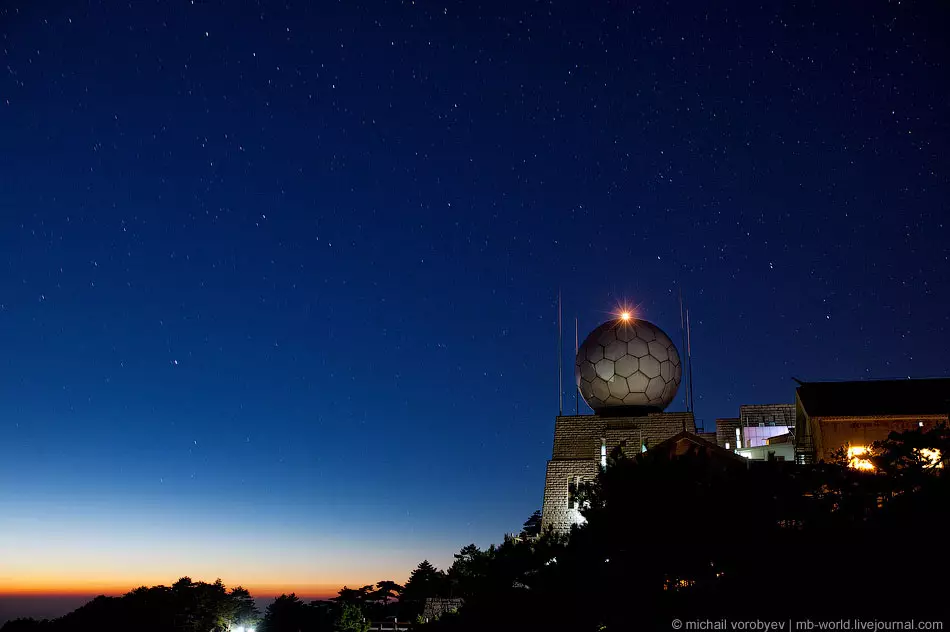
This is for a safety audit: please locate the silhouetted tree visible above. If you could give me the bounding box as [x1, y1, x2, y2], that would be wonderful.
[260, 593, 313, 632]
[399, 560, 449, 619]
[417, 425, 950, 630]
[518, 510, 542, 539]
[370, 580, 402, 605]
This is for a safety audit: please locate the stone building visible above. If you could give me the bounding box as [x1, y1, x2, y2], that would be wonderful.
[795, 378, 950, 464]
[541, 315, 692, 533]
[542, 411, 695, 532]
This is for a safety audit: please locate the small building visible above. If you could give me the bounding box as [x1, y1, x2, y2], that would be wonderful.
[648, 430, 748, 471]
[714, 404, 794, 453]
[794, 378, 950, 464]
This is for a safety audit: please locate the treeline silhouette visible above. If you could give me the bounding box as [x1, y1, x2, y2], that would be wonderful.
[5, 425, 950, 631]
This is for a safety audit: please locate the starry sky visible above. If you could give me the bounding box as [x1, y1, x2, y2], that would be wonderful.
[1, 0, 948, 619]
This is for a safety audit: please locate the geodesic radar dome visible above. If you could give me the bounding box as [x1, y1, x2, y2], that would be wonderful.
[575, 319, 682, 414]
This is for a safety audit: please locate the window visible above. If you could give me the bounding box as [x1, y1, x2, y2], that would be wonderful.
[567, 476, 580, 509]
[725, 441, 730, 450]
[600, 438, 607, 470]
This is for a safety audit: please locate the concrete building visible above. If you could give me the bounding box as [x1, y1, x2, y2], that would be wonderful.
[542, 411, 695, 532]
[542, 315, 692, 533]
[794, 378, 950, 464]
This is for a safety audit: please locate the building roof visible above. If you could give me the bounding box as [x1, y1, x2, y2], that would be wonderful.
[796, 378, 950, 418]
[650, 430, 747, 464]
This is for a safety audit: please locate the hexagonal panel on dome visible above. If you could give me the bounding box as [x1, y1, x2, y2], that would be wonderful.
[639, 354, 660, 378]
[670, 346, 681, 366]
[623, 391, 649, 406]
[626, 372, 649, 393]
[590, 377, 610, 401]
[646, 376, 665, 400]
[608, 376, 629, 399]
[661, 380, 677, 404]
[615, 325, 636, 342]
[595, 358, 615, 380]
[660, 360, 673, 381]
[648, 340, 669, 362]
[614, 355, 638, 378]
[604, 339, 627, 361]
[587, 344, 604, 363]
[627, 338, 649, 357]
[580, 361, 597, 382]
[635, 325, 656, 342]
[597, 328, 617, 346]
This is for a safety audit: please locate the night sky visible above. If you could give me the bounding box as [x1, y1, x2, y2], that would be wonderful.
[1, 0, 948, 618]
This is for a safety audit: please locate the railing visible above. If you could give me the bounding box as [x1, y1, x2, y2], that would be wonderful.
[368, 622, 411, 631]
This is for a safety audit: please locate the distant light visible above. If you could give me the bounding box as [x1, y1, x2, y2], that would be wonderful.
[725, 442, 731, 450]
[235, 627, 245, 632]
[916, 448, 943, 468]
[919, 421, 924, 427]
[620, 312, 632, 321]
[847, 445, 875, 471]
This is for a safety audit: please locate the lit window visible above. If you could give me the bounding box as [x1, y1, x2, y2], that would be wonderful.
[919, 421, 925, 428]
[735, 427, 741, 447]
[567, 476, 581, 509]
[725, 442, 730, 450]
[641, 442, 647, 453]
[600, 438, 607, 470]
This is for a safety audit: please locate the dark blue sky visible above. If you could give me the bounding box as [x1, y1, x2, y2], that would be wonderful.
[1, 0, 948, 601]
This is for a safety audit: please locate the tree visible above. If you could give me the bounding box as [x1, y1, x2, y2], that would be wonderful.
[261, 594, 311, 632]
[333, 603, 369, 632]
[225, 586, 260, 630]
[331, 585, 373, 606]
[401, 560, 447, 601]
[519, 510, 542, 539]
[399, 560, 449, 620]
[370, 580, 402, 606]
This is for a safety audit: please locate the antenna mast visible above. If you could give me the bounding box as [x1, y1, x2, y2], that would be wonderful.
[679, 289, 690, 413]
[574, 316, 579, 416]
[557, 290, 563, 416]
[686, 307, 696, 419]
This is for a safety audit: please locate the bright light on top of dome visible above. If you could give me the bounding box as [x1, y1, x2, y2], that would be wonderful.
[620, 312, 632, 321]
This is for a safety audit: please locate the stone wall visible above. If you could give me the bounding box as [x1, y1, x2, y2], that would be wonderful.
[739, 404, 795, 427]
[552, 412, 695, 459]
[541, 412, 694, 533]
[422, 598, 464, 622]
[715, 417, 740, 449]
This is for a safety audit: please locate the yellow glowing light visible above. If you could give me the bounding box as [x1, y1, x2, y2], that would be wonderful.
[916, 448, 944, 468]
[620, 312, 632, 321]
[847, 445, 875, 471]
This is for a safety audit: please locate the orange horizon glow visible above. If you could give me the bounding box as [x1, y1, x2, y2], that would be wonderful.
[0, 579, 376, 600]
